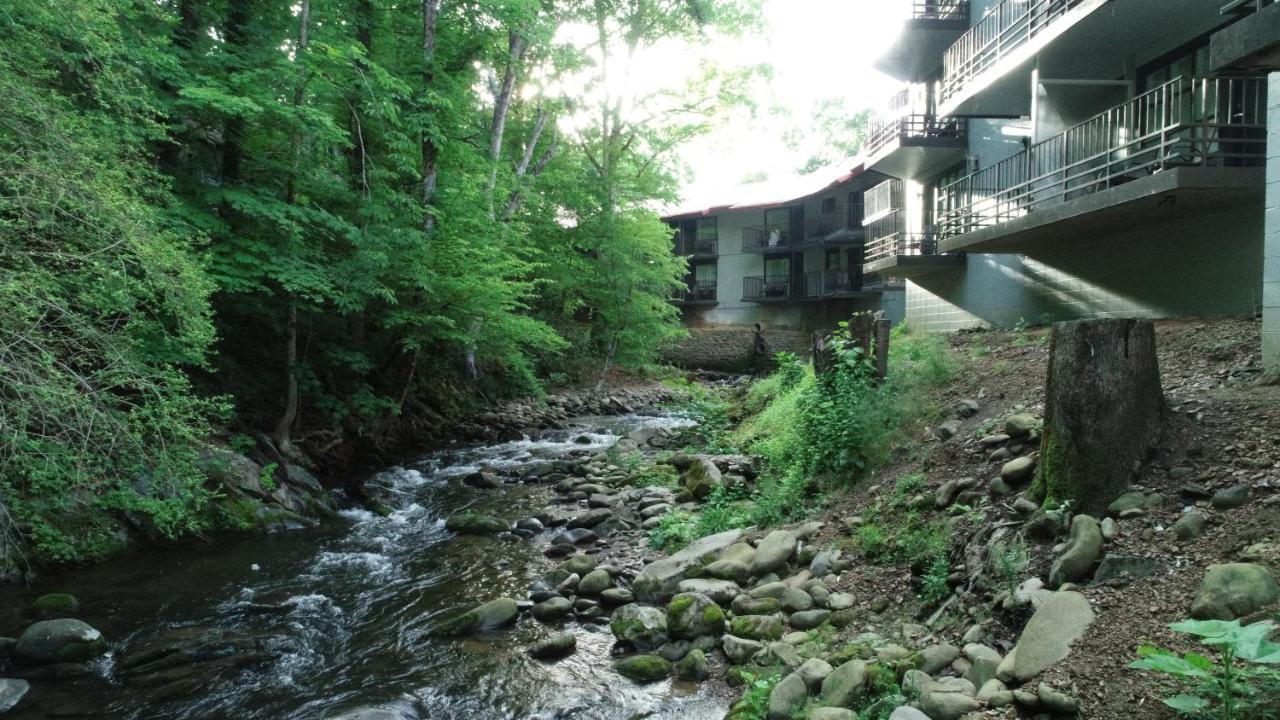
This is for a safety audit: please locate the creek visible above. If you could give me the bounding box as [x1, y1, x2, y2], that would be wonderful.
[0, 414, 733, 720]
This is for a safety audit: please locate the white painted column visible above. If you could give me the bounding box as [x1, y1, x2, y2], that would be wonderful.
[1266, 72, 1280, 375]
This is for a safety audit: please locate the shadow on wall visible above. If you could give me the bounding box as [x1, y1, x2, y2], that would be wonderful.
[908, 209, 1263, 330]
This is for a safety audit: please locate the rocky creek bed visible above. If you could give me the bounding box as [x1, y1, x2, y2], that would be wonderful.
[0, 399, 749, 720]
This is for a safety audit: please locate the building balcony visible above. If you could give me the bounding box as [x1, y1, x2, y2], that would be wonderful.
[864, 232, 965, 277]
[865, 114, 969, 181]
[935, 76, 1267, 254]
[1211, 0, 1280, 73]
[742, 271, 882, 303]
[673, 280, 718, 306]
[742, 221, 864, 254]
[677, 235, 718, 258]
[939, 0, 1231, 117]
[875, 1, 970, 82]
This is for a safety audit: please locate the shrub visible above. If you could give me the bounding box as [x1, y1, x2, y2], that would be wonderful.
[648, 510, 697, 551]
[1130, 618, 1280, 718]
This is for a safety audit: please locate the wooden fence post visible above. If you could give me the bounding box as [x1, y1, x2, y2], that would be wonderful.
[873, 317, 891, 384]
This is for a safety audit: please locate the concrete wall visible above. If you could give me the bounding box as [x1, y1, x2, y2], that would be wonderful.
[662, 326, 812, 373]
[906, 206, 1264, 331]
[1266, 71, 1280, 371]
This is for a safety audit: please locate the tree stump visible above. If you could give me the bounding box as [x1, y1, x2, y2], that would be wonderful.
[812, 331, 836, 376]
[873, 318, 891, 385]
[1030, 319, 1165, 514]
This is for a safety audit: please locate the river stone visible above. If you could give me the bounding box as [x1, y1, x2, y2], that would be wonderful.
[936, 419, 962, 440]
[808, 709, 855, 720]
[529, 632, 576, 659]
[731, 595, 780, 616]
[445, 512, 507, 535]
[962, 644, 1002, 687]
[920, 644, 961, 675]
[750, 581, 788, 599]
[758, 641, 803, 671]
[1190, 563, 1280, 620]
[462, 471, 501, 489]
[722, 634, 764, 664]
[819, 659, 868, 707]
[633, 528, 745, 602]
[1005, 414, 1037, 437]
[560, 555, 598, 576]
[788, 610, 831, 631]
[577, 569, 612, 596]
[826, 592, 855, 610]
[13, 619, 106, 665]
[789, 657, 831, 692]
[1038, 683, 1080, 713]
[676, 579, 741, 606]
[32, 593, 80, 617]
[1010, 591, 1095, 682]
[1049, 515, 1103, 588]
[615, 654, 671, 683]
[640, 504, 672, 520]
[658, 640, 691, 662]
[729, 615, 784, 641]
[1172, 510, 1207, 541]
[516, 517, 544, 533]
[780, 587, 813, 612]
[1001, 457, 1036, 484]
[888, 708, 929, 720]
[0, 679, 29, 713]
[920, 684, 981, 720]
[703, 559, 751, 583]
[600, 588, 633, 606]
[568, 509, 612, 529]
[1211, 484, 1250, 509]
[677, 648, 710, 681]
[436, 598, 518, 635]
[810, 548, 842, 576]
[532, 597, 573, 622]
[610, 604, 669, 651]
[1093, 554, 1159, 584]
[667, 593, 725, 639]
[752, 530, 798, 576]
[683, 457, 722, 500]
[977, 678, 1011, 705]
[767, 672, 807, 720]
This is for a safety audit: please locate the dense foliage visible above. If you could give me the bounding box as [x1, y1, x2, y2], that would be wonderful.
[0, 0, 760, 562]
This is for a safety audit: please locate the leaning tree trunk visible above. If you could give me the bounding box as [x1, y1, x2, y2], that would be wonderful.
[1029, 319, 1165, 514]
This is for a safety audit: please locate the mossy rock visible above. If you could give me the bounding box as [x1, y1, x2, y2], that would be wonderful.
[615, 654, 672, 682]
[677, 648, 709, 681]
[667, 592, 725, 640]
[610, 604, 669, 651]
[13, 619, 106, 665]
[435, 598, 518, 635]
[529, 632, 576, 660]
[445, 512, 507, 535]
[32, 594, 79, 617]
[728, 614, 783, 641]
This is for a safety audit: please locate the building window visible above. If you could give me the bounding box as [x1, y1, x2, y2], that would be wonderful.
[821, 197, 836, 214]
[694, 262, 717, 284]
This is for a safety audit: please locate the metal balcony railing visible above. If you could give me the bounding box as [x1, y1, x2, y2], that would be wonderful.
[941, 0, 1089, 105]
[743, 225, 799, 251]
[743, 272, 823, 301]
[674, 280, 717, 303]
[865, 233, 939, 264]
[863, 179, 904, 225]
[823, 267, 866, 295]
[936, 76, 1268, 239]
[911, 0, 970, 21]
[866, 115, 969, 158]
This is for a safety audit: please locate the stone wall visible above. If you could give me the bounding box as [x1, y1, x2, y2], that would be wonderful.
[663, 326, 812, 373]
[1264, 71, 1280, 374]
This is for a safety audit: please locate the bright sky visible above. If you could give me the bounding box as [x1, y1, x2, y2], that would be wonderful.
[667, 0, 907, 208]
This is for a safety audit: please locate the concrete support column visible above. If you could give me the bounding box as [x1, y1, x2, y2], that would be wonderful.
[1266, 72, 1280, 375]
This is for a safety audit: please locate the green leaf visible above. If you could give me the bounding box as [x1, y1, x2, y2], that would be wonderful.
[1162, 695, 1210, 713]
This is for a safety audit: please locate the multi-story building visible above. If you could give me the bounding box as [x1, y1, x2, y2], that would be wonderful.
[666, 0, 1280, 371]
[666, 166, 905, 336]
[865, 0, 1272, 333]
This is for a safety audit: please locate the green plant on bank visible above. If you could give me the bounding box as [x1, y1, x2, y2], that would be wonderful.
[893, 473, 925, 502]
[856, 508, 950, 604]
[647, 510, 697, 551]
[663, 377, 737, 453]
[725, 672, 780, 720]
[1131, 618, 1280, 719]
[920, 552, 952, 606]
[990, 539, 1030, 595]
[629, 462, 679, 489]
[258, 463, 279, 493]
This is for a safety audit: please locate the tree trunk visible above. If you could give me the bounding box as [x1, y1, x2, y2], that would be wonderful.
[873, 317, 891, 385]
[421, 0, 441, 232]
[272, 301, 299, 451]
[1029, 318, 1165, 514]
[485, 31, 527, 220]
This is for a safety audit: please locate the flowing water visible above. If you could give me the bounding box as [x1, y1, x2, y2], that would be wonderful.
[0, 414, 734, 720]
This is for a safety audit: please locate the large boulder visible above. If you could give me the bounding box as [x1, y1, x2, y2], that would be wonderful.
[820, 659, 868, 707]
[728, 614, 784, 642]
[767, 672, 807, 720]
[13, 619, 106, 665]
[722, 635, 764, 665]
[1190, 563, 1280, 620]
[676, 579, 742, 606]
[751, 530, 798, 576]
[610, 604, 669, 651]
[1009, 591, 1095, 682]
[577, 569, 612, 596]
[633, 528, 745, 602]
[667, 593, 725, 640]
[682, 457, 723, 500]
[532, 597, 573, 622]
[435, 598, 518, 635]
[1049, 514, 1103, 587]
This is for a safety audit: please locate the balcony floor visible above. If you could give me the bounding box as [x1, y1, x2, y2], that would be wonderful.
[864, 254, 966, 278]
[938, 167, 1264, 255]
[867, 139, 969, 182]
[875, 19, 968, 83]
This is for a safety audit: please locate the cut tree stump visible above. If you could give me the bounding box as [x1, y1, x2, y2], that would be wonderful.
[1029, 319, 1165, 514]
